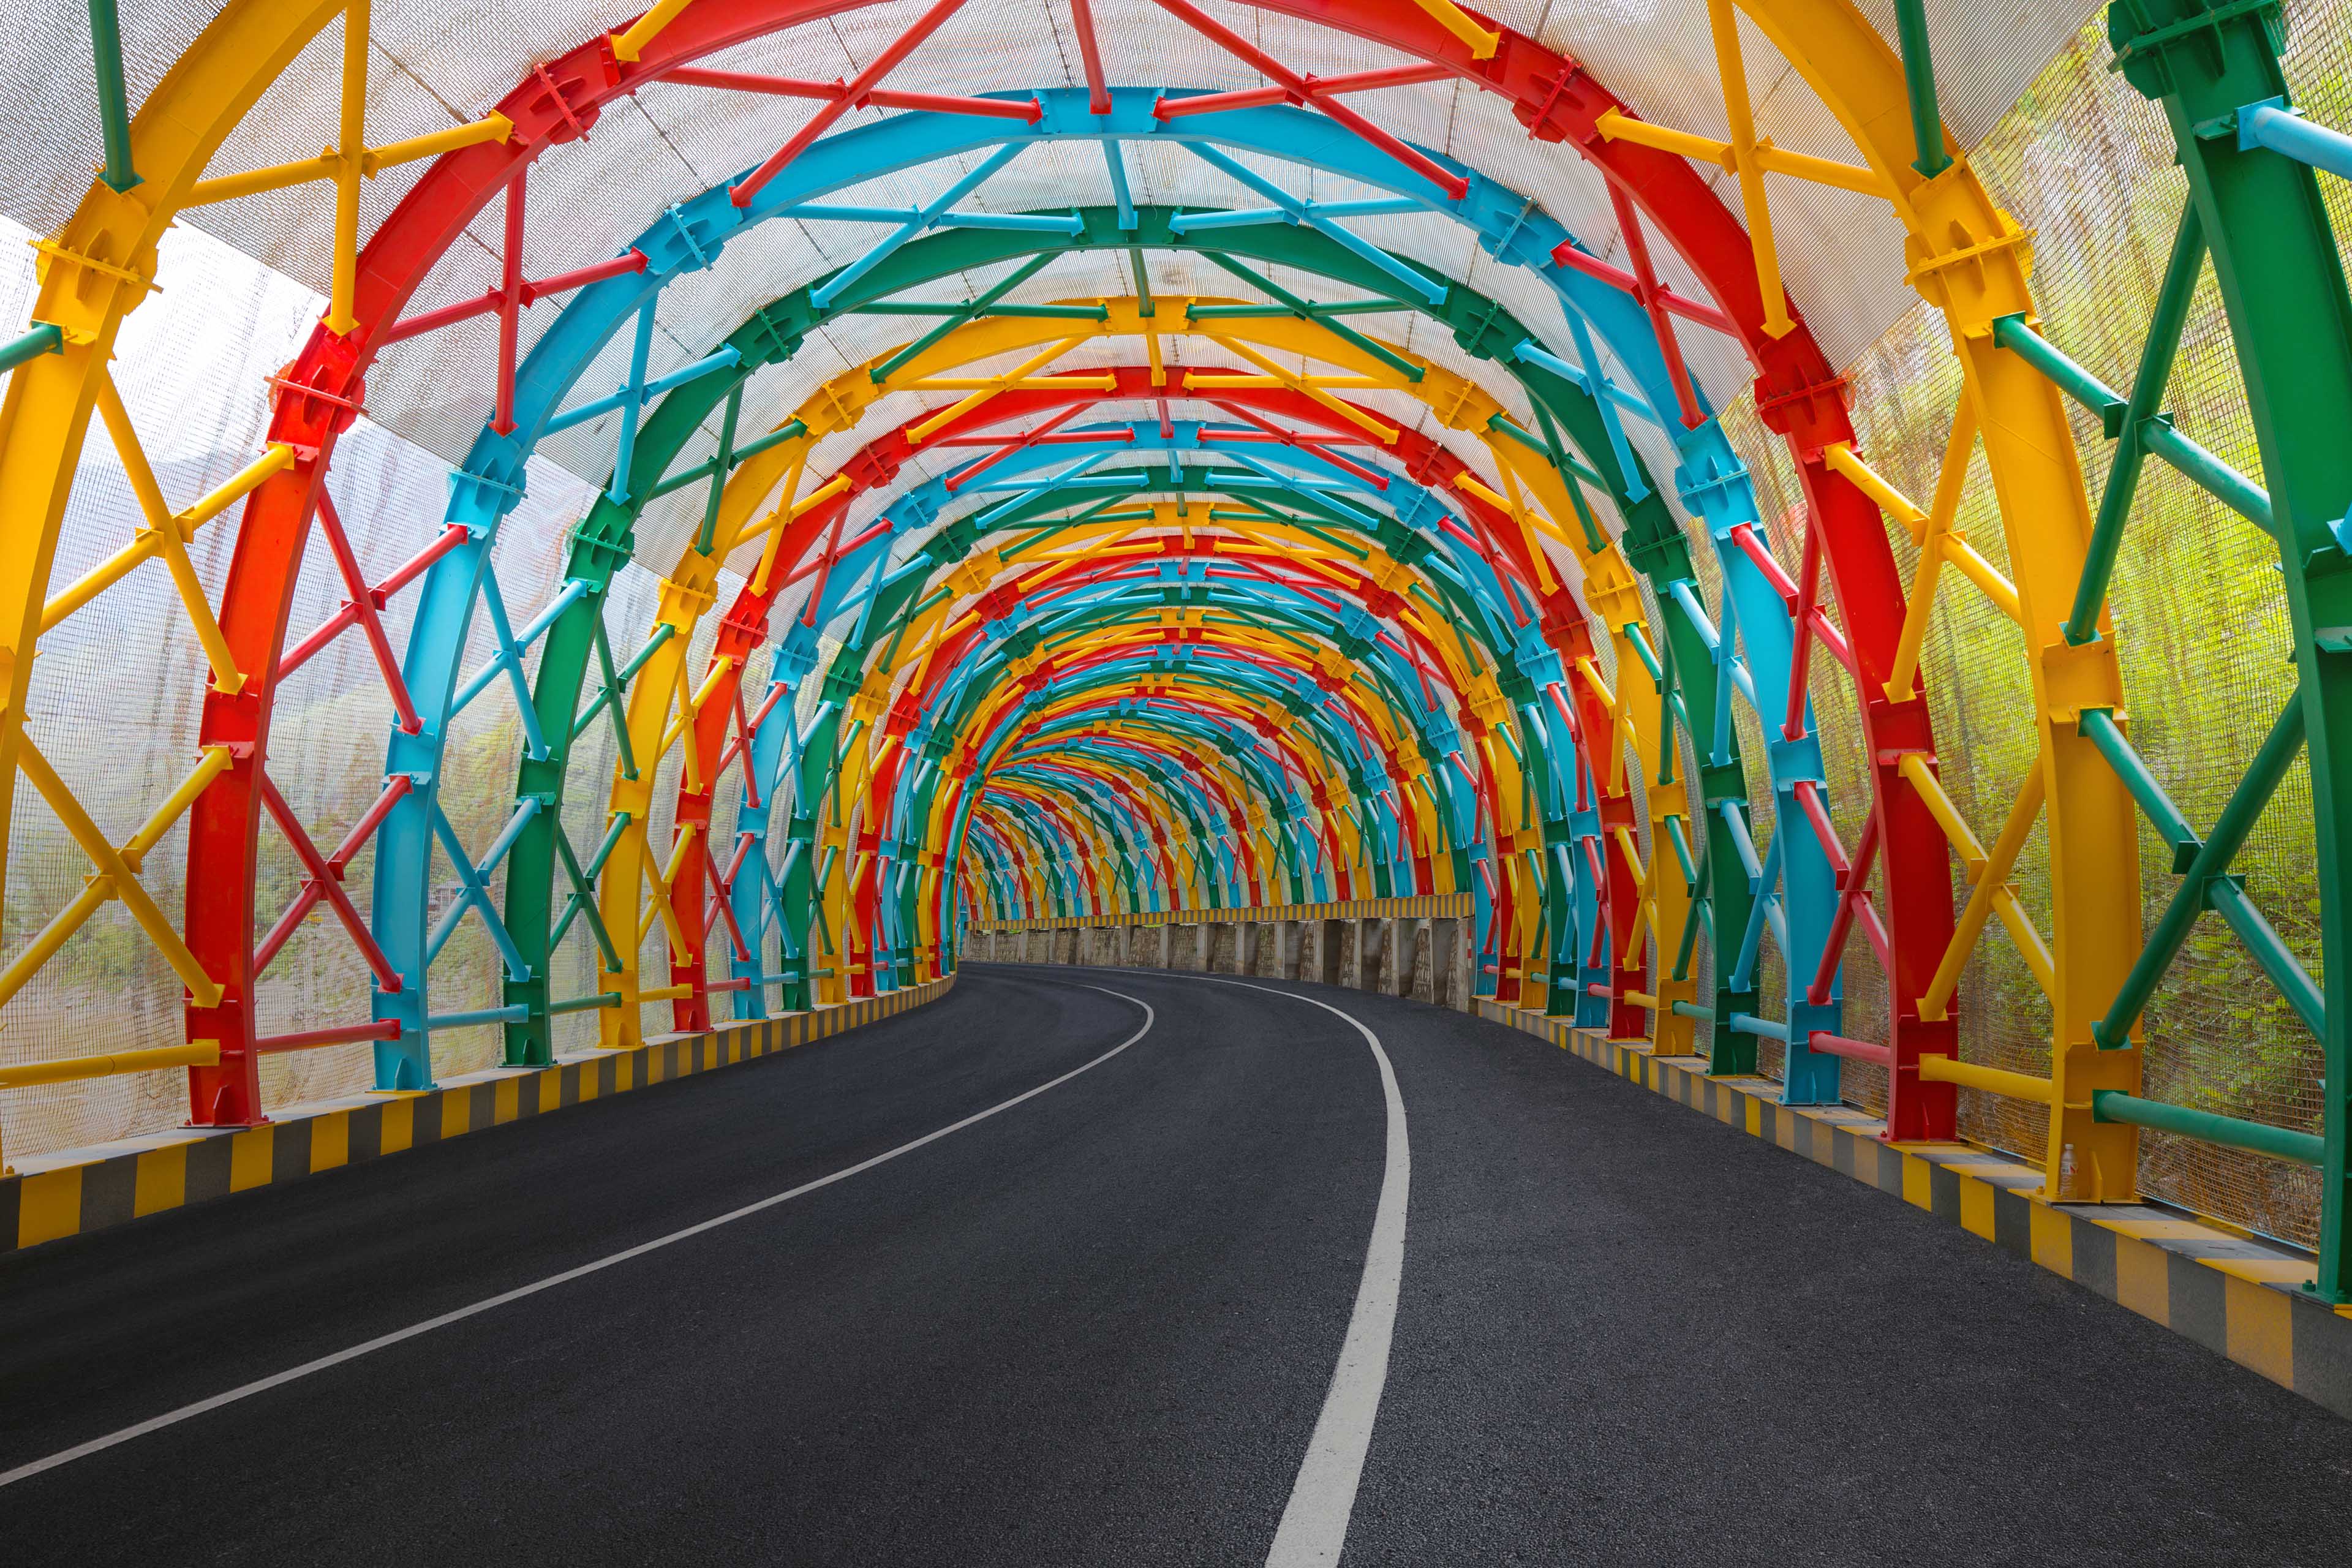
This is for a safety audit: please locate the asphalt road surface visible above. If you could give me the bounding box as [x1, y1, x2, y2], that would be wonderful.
[3, 964, 2349, 1565]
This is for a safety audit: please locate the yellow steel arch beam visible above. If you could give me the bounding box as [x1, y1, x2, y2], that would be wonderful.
[1735, 0, 2141, 1196]
[873, 508, 1494, 782]
[875, 507, 1490, 716]
[963, 671, 1381, 897]
[0, 0, 343, 933]
[593, 302, 1691, 1042]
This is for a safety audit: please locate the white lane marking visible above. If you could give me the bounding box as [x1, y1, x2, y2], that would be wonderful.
[1192, 975, 1408, 1568]
[0, 983, 1155, 1491]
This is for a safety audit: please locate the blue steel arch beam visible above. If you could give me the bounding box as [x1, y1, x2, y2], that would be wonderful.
[939, 611, 1442, 864]
[985, 699, 1328, 917]
[762, 413, 1580, 1006]
[1026, 704, 1336, 901]
[720, 462, 1463, 999]
[374, 91, 1804, 1072]
[927, 593, 1454, 867]
[724, 355, 1618, 1001]
[444, 141, 1749, 1034]
[939, 635, 1458, 903]
[864, 458, 1511, 802]
[772, 426, 1573, 1000]
[665, 272, 1805, 1040]
[1005, 706, 1352, 908]
[1010, 717, 1319, 900]
[559, 341, 1571, 1025]
[941, 644, 1430, 949]
[995, 761, 1164, 911]
[456, 91, 1738, 932]
[847, 483, 1502, 904]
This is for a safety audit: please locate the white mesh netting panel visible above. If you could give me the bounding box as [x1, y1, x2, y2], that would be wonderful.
[0, 215, 601, 1162]
[5, 0, 2107, 467]
[1706, 6, 2352, 1247]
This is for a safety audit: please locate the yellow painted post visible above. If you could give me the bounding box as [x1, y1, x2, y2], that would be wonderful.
[1706, 0, 1793, 339]
[1884, 407, 1978, 702]
[328, 0, 370, 335]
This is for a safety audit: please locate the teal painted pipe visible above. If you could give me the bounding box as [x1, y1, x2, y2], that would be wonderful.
[2079, 707, 2203, 872]
[1995, 314, 2272, 529]
[2092, 1090, 2323, 1166]
[2207, 878, 2326, 1037]
[547, 992, 624, 1016]
[1891, 0, 1951, 178]
[2140, 418, 2272, 530]
[1992, 314, 2125, 429]
[2094, 690, 2306, 1049]
[0, 323, 62, 375]
[88, 0, 139, 193]
[2241, 99, 2352, 183]
[2069, 205, 2206, 645]
[424, 1004, 532, 1031]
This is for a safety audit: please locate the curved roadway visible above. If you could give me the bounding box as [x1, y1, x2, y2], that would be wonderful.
[1, 967, 2347, 1564]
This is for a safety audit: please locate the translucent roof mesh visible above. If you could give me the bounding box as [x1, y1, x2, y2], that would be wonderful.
[2, 0, 2104, 422]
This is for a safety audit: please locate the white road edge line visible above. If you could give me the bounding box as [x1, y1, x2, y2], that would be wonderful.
[0, 982, 1155, 1492]
[1192, 974, 1409, 1568]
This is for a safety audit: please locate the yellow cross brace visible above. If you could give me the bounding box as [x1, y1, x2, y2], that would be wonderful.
[1194, 334, 1400, 442]
[1824, 440, 2022, 645]
[908, 374, 1118, 392]
[1880, 409, 1981, 701]
[0, 741, 233, 1011]
[1900, 751, 2057, 1013]
[1596, 108, 1888, 200]
[625, 818, 695, 967]
[179, 0, 510, 333]
[744, 472, 851, 594]
[657, 654, 737, 791]
[910, 337, 1088, 443]
[747, 456, 807, 595]
[59, 374, 295, 694]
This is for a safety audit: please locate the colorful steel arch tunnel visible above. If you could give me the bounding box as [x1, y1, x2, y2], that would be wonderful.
[7, 0, 2352, 1306]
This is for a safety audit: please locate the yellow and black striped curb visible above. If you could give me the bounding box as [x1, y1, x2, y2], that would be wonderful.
[973, 893, 1471, 932]
[1477, 999, 2352, 1420]
[0, 978, 956, 1256]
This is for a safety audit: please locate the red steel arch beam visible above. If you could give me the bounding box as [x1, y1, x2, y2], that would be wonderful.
[1254, 1, 1948, 1100]
[174, 1, 1925, 1120]
[954, 640, 1431, 894]
[1035, 696, 1368, 903]
[655, 375, 1531, 1022]
[980, 694, 1330, 910]
[1005, 759, 1189, 900]
[1013, 735, 1273, 903]
[1005, 739, 1274, 906]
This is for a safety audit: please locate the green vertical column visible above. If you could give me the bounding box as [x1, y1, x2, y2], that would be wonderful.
[2111, 0, 2352, 1300]
[1891, 0, 1954, 178]
[88, 0, 140, 193]
[1511, 360, 1761, 1050]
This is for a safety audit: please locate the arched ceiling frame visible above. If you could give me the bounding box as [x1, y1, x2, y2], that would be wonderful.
[486, 191, 1775, 1058]
[0, 0, 2163, 1177]
[0, 0, 1862, 1128]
